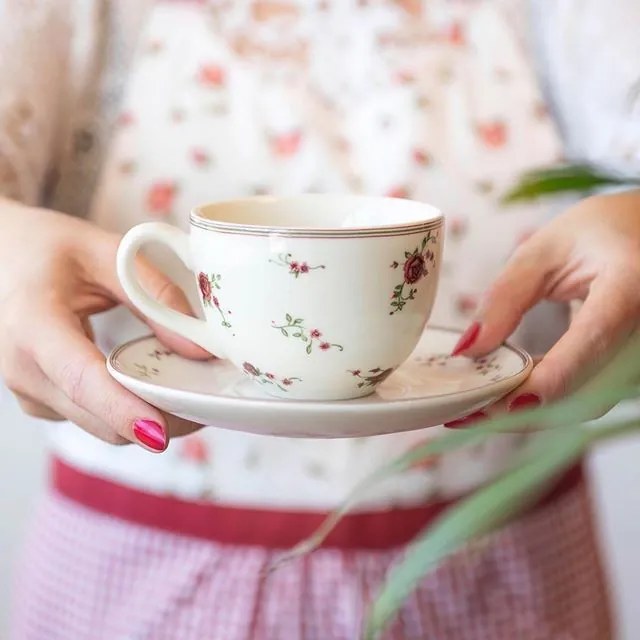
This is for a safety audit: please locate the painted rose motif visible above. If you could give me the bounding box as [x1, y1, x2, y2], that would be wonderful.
[349, 367, 395, 389]
[243, 362, 260, 376]
[272, 314, 343, 355]
[198, 272, 212, 302]
[146, 180, 177, 217]
[412, 148, 431, 167]
[242, 362, 301, 392]
[191, 148, 212, 167]
[198, 273, 231, 328]
[445, 22, 465, 46]
[270, 130, 303, 157]
[403, 253, 426, 284]
[198, 63, 226, 87]
[389, 231, 438, 314]
[181, 435, 209, 464]
[270, 253, 325, 277]
[477, 121, 508, 148]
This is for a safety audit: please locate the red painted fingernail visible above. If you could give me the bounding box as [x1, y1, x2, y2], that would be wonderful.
[133, 419, 167, 452]
[508, 393, 541, 412]
[444, 410, 488, 429]
[451, 322, 481, 357]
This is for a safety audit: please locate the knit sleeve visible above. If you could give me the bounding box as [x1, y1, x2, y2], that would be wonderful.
[0, 0, 71, 204]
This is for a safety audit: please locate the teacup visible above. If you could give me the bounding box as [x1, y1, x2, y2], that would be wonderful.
[117, 194, 444, 400]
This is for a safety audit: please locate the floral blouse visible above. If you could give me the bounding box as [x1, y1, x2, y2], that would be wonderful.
[2, 0, 640, 510]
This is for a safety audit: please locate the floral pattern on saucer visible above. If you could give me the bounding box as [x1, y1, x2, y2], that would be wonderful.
[107, 328, 532, 438]
[416, 353, 504, 383]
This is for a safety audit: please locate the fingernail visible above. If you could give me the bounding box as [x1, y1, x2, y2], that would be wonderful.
[451, 322, 481, 357]
[508, 393, 541, 412]
[133, 419, 167, 452]
[444, 410, 488, 429]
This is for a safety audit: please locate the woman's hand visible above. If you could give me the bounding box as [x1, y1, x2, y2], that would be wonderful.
[450, 190, 640, 420]
[0, 199, 210, 451]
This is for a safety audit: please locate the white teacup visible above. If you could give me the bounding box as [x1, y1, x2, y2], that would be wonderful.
[117, 195, 444, 400]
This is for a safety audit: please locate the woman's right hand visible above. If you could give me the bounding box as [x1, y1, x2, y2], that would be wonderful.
[0, 199, 211, 452]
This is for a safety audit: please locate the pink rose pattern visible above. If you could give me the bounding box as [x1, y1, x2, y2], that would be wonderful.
[146, 180, 177, 217]
[198, 272, 232, 328]
[389, 231, 438, 315]
[270, 253, 325, 278]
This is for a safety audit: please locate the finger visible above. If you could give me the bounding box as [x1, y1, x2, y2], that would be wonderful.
[92, 234, 211, 360]
[9, 369, 127, 443]
[453, 236, 564, 357]
[33, 311, 170, 452]
[500, 275, 640, 409]
[15, 392, 65, 422]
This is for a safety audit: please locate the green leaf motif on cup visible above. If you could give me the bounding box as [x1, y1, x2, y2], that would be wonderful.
[242, 362, 301, 392]
[197, 272, 232, 328]
[271, 315, 343, 355]
[389, 231, 438, 315]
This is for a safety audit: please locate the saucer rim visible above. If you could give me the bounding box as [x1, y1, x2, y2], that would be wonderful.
[107, 326, 533, 411]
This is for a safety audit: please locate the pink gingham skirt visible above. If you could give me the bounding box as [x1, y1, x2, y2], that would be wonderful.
[11, 459, 612, 640]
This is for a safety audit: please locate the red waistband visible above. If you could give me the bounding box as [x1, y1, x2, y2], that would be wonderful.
[51, 457, 583, 550]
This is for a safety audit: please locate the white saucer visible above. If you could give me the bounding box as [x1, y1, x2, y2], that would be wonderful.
[107, 327, 532, 438]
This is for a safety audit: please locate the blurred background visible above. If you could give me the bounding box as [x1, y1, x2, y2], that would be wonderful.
[2, 383, 640, 637]
[2, 0, 640, 638]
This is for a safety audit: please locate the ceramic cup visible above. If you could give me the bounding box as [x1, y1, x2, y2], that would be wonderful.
[117, 194, 444, 400]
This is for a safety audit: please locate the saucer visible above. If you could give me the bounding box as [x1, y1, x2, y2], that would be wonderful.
[107, 327, 532, 438]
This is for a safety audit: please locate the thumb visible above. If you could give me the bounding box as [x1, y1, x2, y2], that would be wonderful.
[453, 237, 560, 357]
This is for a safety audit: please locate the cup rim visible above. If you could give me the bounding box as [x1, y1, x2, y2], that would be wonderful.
[190, 194, 443, 238]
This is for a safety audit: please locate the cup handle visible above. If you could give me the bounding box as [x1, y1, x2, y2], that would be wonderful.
[117, 222, 226, 358]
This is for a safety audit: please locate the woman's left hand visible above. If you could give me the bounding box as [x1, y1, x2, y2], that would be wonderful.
[448, 190, 640, 423]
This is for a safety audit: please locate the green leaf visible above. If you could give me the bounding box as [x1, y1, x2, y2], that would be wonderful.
[501, 163, 639, 204]
[280, 329, 289, 337]
[294, 318, 304, 325]
[285, 313, 293, 323]
[363, 428, 589, 639]
[404, 252, 411, 259]
[306, 342, 312, 355]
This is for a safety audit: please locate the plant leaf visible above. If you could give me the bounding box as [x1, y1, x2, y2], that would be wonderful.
[363, 427, 589, 639]
[286, 313, 293, 323]
[501, 163, 639, 204]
